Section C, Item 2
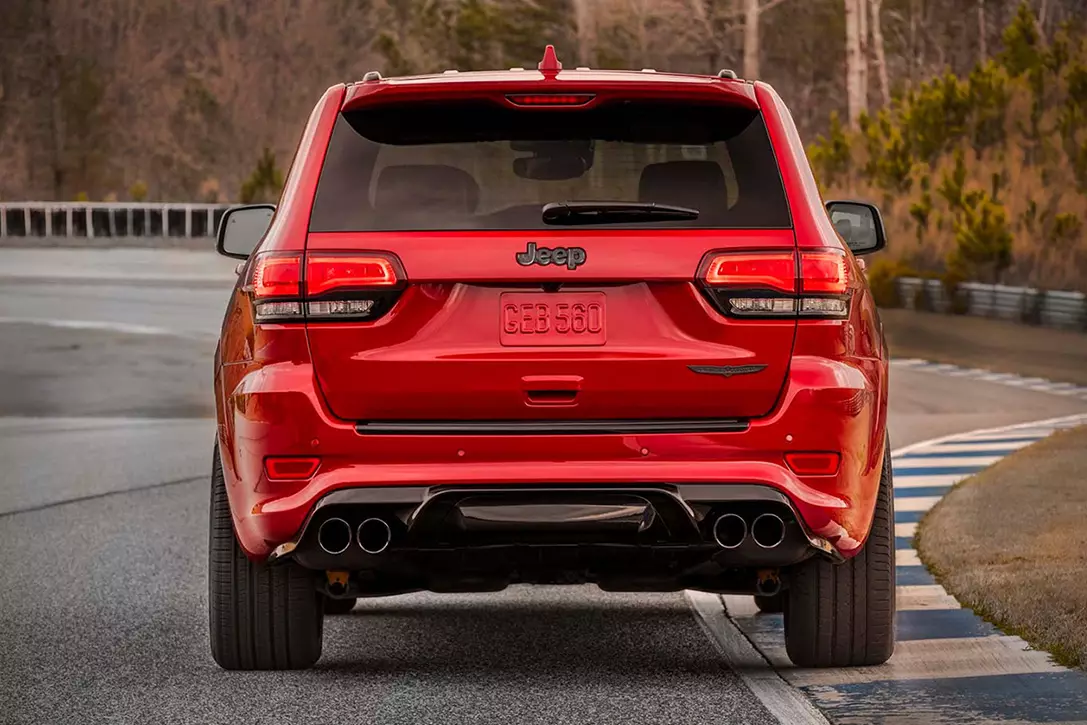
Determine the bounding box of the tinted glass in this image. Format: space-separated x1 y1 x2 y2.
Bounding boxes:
309 100 791 231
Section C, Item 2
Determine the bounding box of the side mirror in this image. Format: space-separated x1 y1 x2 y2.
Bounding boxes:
216 204 276 259
825 200 886 255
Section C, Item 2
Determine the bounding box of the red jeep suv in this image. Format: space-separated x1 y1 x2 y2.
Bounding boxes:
209 47 894 671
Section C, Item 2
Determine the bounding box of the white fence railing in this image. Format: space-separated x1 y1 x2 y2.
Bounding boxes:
897 277 1087 331
0 202 231 239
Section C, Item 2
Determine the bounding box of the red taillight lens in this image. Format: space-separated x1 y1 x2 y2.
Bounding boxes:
305 254 400 297
265 456 320 480
801 249 850 294
249 252 302 298
785 452 841 476
698 248 852 319
506 93 595 106
702 252 797 293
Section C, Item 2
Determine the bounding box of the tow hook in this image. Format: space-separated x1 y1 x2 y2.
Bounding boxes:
756 568 781 597
326 570 350 597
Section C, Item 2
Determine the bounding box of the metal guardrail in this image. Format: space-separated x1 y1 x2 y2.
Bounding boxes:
897 277 1087 330
0 202 230 239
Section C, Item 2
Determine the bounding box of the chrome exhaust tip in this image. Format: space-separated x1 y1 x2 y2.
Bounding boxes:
357 517 392 555
712 513 747 549
751 513 786 549
317 517 352 555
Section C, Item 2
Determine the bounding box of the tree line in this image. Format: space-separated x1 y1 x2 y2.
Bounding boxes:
1 1 1084 288
1 0 1076 203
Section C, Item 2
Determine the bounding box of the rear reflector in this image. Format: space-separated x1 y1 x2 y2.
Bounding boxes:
305 254 400 297
264 457 320 480
785 452 841 476
506 93 595 107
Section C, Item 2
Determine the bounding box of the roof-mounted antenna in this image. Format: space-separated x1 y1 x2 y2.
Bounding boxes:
717 69 738 79
538 45 562 74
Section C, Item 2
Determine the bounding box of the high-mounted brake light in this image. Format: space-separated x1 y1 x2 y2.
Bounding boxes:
699 249 852 320
505 93 595 107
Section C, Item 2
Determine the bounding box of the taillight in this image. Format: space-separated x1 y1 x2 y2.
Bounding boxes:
698 248 851 319
242 250 406 323
244 252 303 323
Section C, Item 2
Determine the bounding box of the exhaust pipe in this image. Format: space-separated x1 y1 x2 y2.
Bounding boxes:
756 568 782 596
712 513 747 549
751 513 786 549
357 517 392 555
317 517 352 555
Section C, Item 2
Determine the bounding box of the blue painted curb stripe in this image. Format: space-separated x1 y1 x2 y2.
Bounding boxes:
895 608 998 641
952 435 1049 445
896 448 1021 459
894 536 913 549
804 672 1087 723
892 465 990 476
892 485 953 498
896 566 936 586
894 511 926 524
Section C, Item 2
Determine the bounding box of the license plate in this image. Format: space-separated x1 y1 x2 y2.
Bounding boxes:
500 292 606 347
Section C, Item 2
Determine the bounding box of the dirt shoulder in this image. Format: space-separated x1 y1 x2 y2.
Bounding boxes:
881 308 1087 385
917 424 1087 668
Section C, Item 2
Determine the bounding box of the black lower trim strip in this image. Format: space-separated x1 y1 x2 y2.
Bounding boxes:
354 418 749 435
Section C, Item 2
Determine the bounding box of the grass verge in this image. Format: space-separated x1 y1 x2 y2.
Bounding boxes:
881 308 1087 386
916 424 1087 668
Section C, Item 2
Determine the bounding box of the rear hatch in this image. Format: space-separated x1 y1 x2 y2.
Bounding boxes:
303 93 796 424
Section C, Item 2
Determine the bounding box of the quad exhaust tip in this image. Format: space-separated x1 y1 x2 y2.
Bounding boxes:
712 513 747 549
751 513 786 549
357 517 392 555
317 517 352 555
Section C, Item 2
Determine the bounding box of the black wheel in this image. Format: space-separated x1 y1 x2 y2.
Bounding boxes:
754 592 784 614
784 441 896 667
208 446 324 670
324 596 358 615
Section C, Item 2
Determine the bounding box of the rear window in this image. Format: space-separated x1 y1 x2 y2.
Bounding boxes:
309 100 791 231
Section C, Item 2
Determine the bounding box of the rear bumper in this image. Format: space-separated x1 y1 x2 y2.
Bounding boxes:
274 483 839 594
216 355 887 561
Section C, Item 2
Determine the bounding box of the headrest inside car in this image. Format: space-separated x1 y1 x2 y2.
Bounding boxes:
637 160 727 215
374 164 480 215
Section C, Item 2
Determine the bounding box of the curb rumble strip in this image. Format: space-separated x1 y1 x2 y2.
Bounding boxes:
688 381 1087 724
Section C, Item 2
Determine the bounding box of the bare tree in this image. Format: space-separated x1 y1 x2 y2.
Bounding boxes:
845 0 867 126
742 0 790 79
977 0 987 62
870 0 890 106
572 0 597 64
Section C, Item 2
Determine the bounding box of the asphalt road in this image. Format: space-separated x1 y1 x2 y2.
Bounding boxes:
1 250 1085 725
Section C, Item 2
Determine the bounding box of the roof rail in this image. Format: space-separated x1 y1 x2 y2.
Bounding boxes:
717 69 738 79
362 71 383 82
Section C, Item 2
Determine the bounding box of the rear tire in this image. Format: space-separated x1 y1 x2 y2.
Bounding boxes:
324 596 358 615
208 446 324 670
784 441 896 667
754 592 784 614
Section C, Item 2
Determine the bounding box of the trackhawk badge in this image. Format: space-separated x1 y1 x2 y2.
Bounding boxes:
516 242 587 270
688 364 768 378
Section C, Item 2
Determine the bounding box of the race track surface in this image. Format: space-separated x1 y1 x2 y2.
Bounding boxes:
1 249 1085 725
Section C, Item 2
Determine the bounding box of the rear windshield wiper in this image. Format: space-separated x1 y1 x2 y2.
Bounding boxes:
542 201 699 225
